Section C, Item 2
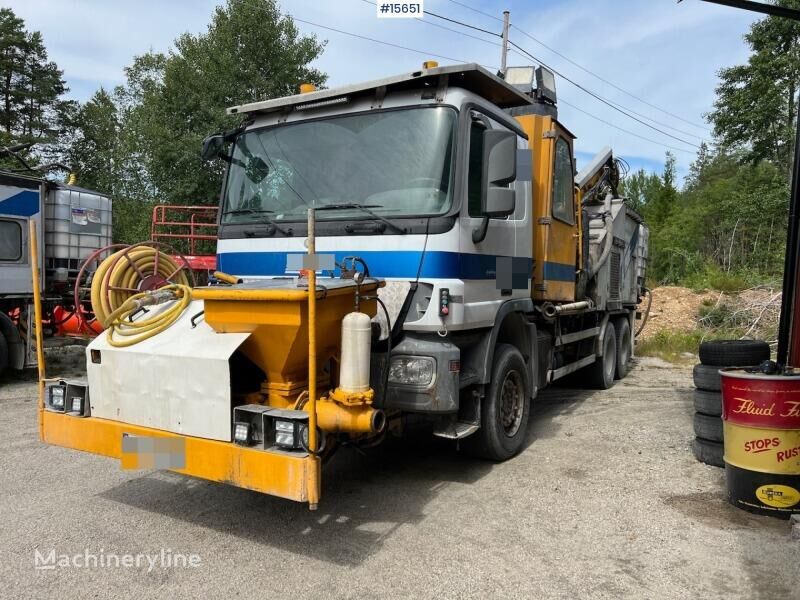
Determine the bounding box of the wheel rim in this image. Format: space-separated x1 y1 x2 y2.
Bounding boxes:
500 370 524 437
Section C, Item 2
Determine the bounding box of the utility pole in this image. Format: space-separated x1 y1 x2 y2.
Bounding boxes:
500 10 510 76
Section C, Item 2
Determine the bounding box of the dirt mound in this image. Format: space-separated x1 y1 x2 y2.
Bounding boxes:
638 286 718 340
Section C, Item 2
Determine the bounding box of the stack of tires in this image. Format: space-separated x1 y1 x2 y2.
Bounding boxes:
692 340 771 468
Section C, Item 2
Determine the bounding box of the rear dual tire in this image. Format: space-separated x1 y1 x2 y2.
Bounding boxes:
589 325 617 390
614 318 631 380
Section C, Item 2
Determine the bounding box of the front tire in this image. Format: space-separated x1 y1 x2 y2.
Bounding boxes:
469 344 530 461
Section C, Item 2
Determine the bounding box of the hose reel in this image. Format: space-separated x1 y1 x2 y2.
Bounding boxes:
74 242 196 343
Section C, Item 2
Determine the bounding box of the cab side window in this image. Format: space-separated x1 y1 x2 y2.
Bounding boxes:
467 119 487 217
552 137 574 224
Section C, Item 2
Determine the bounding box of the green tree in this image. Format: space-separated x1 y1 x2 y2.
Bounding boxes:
709 0 800 176
620 168 660 214
0 8 72 170
66 88 120 194
127 0 327 204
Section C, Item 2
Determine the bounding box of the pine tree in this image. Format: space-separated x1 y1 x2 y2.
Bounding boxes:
0 8 71 171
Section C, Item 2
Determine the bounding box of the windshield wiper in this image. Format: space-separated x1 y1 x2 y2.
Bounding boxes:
314 203 407 234
222 208 292 236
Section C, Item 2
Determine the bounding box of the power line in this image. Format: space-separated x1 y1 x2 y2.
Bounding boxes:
425 8 499 37
288 5 698 155
509 24 712 133
443 0 504 23
290 15 469 64
365 0 707 143
508 42 701 149
442 0 711 132
359 0 502 47
558 98 697 155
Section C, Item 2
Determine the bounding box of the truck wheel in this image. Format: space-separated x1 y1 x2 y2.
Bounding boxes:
0 332 7 378
614 317 631 380
589 325 617 390
698 340 769 367
470 344 530 461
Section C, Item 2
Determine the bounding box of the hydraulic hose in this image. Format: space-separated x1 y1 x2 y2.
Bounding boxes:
635 287 653 338
91 247 190 326
104 284 192 347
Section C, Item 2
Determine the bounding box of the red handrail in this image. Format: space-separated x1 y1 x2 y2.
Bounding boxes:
151 205 218 256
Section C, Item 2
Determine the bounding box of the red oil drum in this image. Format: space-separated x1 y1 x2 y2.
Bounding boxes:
721 368 800 518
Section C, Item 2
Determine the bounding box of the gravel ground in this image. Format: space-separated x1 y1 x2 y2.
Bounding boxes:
0 348 796 599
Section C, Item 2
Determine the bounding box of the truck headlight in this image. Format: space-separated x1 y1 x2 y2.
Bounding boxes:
274 420 297 448
388 356 436 386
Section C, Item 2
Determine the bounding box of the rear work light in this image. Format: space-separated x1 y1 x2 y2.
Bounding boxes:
233 422 251 445
46 384 66 411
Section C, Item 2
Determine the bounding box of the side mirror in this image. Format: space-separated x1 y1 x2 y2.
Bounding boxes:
201 134 226 161
481 129 517 218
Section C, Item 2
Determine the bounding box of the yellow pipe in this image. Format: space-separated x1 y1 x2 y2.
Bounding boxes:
213 271 241 285
306 208 320 509
315 401 385 434
29 221 46 441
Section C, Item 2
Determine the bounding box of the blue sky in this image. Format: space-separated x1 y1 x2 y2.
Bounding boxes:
6 0 758 183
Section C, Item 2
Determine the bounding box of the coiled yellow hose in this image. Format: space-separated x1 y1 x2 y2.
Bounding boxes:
91 247 190 326
104 284 192 347
90 247 193 347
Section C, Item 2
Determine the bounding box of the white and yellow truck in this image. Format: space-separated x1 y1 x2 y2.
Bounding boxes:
37 62 648 508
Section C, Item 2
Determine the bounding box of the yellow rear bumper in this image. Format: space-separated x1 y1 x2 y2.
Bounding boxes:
41 410 317 502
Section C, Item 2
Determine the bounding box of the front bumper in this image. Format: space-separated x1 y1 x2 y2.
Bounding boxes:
41 410 317 502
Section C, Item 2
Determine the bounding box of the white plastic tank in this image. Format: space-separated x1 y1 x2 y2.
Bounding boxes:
339 311 372 392
44 184 112 276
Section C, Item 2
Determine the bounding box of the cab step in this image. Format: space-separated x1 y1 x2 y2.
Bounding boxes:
433 420 480 440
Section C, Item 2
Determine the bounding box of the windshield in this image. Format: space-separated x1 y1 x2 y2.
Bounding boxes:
221 106 457 224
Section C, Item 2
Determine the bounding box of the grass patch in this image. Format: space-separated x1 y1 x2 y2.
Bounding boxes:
636 330 706 363
682 265 749 293
636 327 745 363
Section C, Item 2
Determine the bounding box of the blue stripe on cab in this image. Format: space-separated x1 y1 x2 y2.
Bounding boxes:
543 261 575 282
219 250 534 280
0 190 39 217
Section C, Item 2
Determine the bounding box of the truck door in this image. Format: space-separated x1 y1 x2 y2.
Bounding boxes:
538 124 578 302
459 109 531 329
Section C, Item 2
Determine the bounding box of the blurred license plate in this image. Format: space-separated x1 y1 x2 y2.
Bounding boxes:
121 434 185 470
